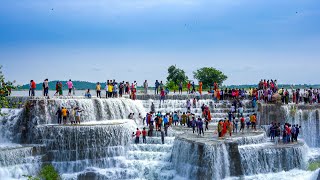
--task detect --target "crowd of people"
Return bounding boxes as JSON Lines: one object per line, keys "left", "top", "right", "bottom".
{"left": 257, "top": 79, "right": 320, "bottom": 104}
{"left": 26, "top": 78, "right": 305, "bottom": 147}
{"left": 267, "top": 122, "right": 301, "bottom": 145}
{"left": 55, "top": 106, "right": 84, "bottom": 125}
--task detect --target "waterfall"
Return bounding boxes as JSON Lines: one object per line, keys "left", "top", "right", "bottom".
{"left": 171, "top": 139, "right": 231, "bottom": 180}
{"left": 0, "top": 108, "right": 24, "bottom": 144}
{"left": 29, "top": 98, "right": 146, "bottom": 124}
{"left": 238, "top": 142, "right": 308, "bottom": 175}
{"left": 60, "top": 133, "right": 176, "bottom": 180}
{"left": 29, "top": 120, "right": 136, "bottom": 174}
{"left": 282, "top": 105, "right": 320, "bottom": 147}
{"left": 0, "top": 146, "right": 43, "bottom": 179}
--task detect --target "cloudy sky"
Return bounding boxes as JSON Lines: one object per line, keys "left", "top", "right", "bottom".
{"left": 1, "top": 0, "right": 319, "bottom": 85}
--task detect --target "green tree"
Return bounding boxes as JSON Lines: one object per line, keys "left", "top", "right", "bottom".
{"left": 193, "top": 67, "right": 227, "bottom": 88}
{"left": 0, "top": 65, "right": 16, "bottom": 115}
{"left": 166, "top": 65, "right": 188, "bottom": 89}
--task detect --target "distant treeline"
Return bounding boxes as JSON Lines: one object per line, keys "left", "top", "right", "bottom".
{"left": 17, "top": 81, "right": 320, "bottom": 91}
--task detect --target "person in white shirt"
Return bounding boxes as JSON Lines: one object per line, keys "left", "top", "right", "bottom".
{"left": 143, "top": 80, "right": 148, "bottom": 94}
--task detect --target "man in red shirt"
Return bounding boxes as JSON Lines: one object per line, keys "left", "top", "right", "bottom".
{"left": 142, "top": 127, "right": 147, "bottom": 144}
{"left": 160, "top": 88, "right": 165, "bottom": 104}
{"left": 187, "top": 81, "right": 191, "bottom": 94}
{"left": 31, "top": 80, "right": 36, "bottom": 96}
{"left": 240, "top": 116, "right": 245, "bottom": 133}
{"left": 135, "top": 128, "right": 141, "bottom": 144}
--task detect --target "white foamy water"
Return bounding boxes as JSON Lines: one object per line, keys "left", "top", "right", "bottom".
{"left": 225, "top": 168, "right": 320, "bottom": 180}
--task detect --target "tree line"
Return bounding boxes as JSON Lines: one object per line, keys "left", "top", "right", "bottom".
{"left": 166, "top": 65, "right": 228, "bottom": 90}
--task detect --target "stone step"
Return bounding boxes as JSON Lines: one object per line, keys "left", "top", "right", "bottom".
{"left": 125, "top": 160, "right": 174, "bottom": 171}
{"left": 127, "top": 151, "right": 171, "bottom": 161}
{"left": 133, "top": 137, "right": 175, "bottom": 145}
{"left": 130, "top": 144, "right": 173, "bottom": 152}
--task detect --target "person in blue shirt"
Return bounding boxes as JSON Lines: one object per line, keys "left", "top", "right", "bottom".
{"left": 155, "top": 80, "right": 160, "bottom": 95}
{"left": 198, "top": 118, "right": 204, "bottom": 136}
{"left": 192, "top": 82, "right": 195, "bottom": 93}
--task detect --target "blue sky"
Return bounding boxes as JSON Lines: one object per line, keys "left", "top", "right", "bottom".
{"left": 1, "top": 0, "right": 320, "bottom": 85}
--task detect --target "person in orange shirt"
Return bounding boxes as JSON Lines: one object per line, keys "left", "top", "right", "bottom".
{"left": 217, "top": 89, "right": 221, "bottom": 100}
{"left": 61, "top": 107, "right": 68, "bottom": 125}
{"left": 199, "top": 81, "right": 203, "bottom": 95}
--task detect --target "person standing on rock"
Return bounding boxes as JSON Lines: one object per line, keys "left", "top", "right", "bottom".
{"left": 199, "top": 81, "right": 203, "bottom": 95}
{"left": 240, "top": 116, "right": 245, "bottom": 133}
{"left": 178, "top": 81, "right": 183, "bottom": 94}
{"left": 187, "top": 81, "right": 191, "bottom": 94}
{"left": 155, "top": 80, "right": 160, "bottom": 95}
{"left": 113, "top": 82, "right": 118, "bottom": 98}
{"left": 30, "top": 80, "right": 36, "bottom": 97}
{"left": 160, "top": 88, "right": 165, "bottom": 104}
{"left": 144, "top": 80, "right": 148, "bottom": 94}
{"left": 218, "top": 120, "right": 223, "bottom": 138}
{"left": 151, "top": 102, "right": 156, "bottom": 112}
{"left": 66, "top": 79, "right": 73, "bottom": 96}
{"left": 198, "top": 118, "right": 204, "bottom": 136}
{"left": 75, "top": 107, "right": 83, "bottom": 124}
{"left": 142, "top": 127, "right": 147, "bottom": 144}
{"left": 164, "top": 121, "right": 169, "bottom": 136}
{"left": 61, "top": 107, "right": 68, "bottom": 125}
{"left": 56, "top": 107, "right": 62, "bottom": 124}
{"left": 96, "top": 82, "right": 101, "bottom": 98}
{"left": 161, "top": 129, "right": 165, "bottom": 144}
{"left": 192, "top": 81, "right": 195, "bottom": 93}
{"left": 250, "top": 114, "right": 257, "bottom": 131}
{"left": 43, "top": 79, "right": 49, "bottom": 97}
{"left": 191, "top": 117, "right": 197, "bottom": 134}
{"left": 135, "top": 128, "right": 141, "bottom": 144}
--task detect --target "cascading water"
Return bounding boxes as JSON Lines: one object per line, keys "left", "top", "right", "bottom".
{"left": 2, "top": 97, "right": 320, "bottom": 180}
{"left": 61, "top": 132, "right": 176, "bottom": 180}
{"left": 282, "top": 105, "right": 320, "bottom": 148}
{"left": 0, "top": 108, "right": 24, "bottom": 144}
{"left": 30, "top": 120, "right": 136, "bottom": 176}
{"left": 29, "top": 98, "right": 146, "bottom": 124}
{"left": 238, "top": 142, "right": 308, "bottom": 175}
{"left": 171, "top": 139, "right": 231, "bottom": 180}
{"left": 0, "top": 108, "right": 43, "bottom": 179}
{"left": 0, "top": 146, "right": 43, "bottom": 179}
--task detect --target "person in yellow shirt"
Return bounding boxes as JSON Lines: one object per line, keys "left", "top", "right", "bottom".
{"left": 96, "top": 82, "right": 101, "bottom": 98}
{"left": 108, "top": 83, "right": 113, "bottom": 98}
{"left": 61, "top": 107, "right": 68, "bottom": 125}
{"left": 250, "top": 114, "right": 257, "bottom": 131}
